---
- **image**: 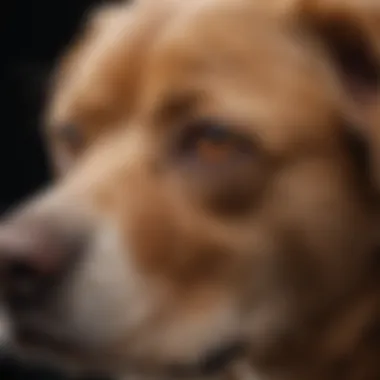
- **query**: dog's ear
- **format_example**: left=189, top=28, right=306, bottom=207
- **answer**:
left=297, top=0, right=380, bottom=101
left=295, top=0, right=380, bottom=190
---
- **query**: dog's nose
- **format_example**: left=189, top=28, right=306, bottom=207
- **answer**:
left=0, top=223, right=78, bottom=311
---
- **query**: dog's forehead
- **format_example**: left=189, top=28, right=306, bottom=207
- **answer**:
left=47, top=0, right=184, bottom=128
left=139, top=3, right=343, bottom=145
left=47, top=0, right=342, bottom=155
left=46, top=0, right=231, bottom=126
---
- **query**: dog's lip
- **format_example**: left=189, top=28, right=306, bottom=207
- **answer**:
left=14, top=325, right=76, bottom=355
left=12, top=325, right=100, bottom=368
left=10, top=326, right=115, bottom=377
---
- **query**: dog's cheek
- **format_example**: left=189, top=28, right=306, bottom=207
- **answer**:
left=268, top=155, right=373, bottom=292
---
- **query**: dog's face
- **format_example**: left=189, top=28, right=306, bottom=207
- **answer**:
left=1, top=0, right=380, bottom=378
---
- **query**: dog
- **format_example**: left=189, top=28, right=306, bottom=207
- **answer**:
left=0, top=0, right=380, bottom=379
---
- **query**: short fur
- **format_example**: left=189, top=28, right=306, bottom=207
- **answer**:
left=1, top=1, right=380, bottom=379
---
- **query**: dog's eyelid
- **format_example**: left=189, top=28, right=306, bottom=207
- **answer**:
left=154, top=92, right=199, bottom=125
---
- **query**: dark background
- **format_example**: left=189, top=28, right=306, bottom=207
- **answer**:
left=1, top=0, right=112, bottom=378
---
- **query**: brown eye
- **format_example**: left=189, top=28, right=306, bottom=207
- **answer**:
left=178, top=120, right=254, bottom=165
left=57, top=125, right=84, bottom=152
left=176, top=120, right=261, bottom=217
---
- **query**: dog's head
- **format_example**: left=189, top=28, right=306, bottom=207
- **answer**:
left=1, top=0, right=380, bottom=378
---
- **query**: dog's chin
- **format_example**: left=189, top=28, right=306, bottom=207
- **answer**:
left=2, top=322, right=241, bottom=379
left=8, top=325, right=246, bottom=379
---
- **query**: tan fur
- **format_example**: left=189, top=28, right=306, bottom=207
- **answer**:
left=1, top=0, right=380, bottom=379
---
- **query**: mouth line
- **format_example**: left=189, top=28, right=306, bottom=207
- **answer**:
left=14, top=326, right=79, bottom=357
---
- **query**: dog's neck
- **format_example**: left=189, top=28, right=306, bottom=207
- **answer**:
left=245, top=268, right=380, bottom=380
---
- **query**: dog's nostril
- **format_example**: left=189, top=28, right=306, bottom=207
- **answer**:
left=8, top=260, right=39, bottom=280
left=4, top=263, right=41, bottom=310
left=0, top=223, right=80, bottom=310
left=2, top=256, right=56, bottom=311
left=0, top=225, right=67, bottom=277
